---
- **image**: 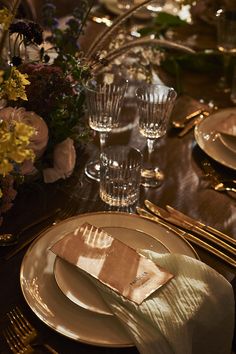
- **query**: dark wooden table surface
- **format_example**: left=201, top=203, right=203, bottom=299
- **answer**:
left=0, top=7, right=236, bottom=354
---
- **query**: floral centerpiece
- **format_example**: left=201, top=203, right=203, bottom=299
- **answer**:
left=0, top=0, right=94, bottom=223
left=0, top=0, right=192, bottom=224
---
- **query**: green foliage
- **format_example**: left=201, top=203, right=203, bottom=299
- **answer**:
left=160, top=50, right=225, bottom=94
left=38, top=0, right=95, bottom=148
left=138, top=11, right=188, bottom=37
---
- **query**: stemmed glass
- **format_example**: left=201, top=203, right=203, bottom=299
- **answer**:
left=136, top=84, right=177, bottom=188
left=84, top=79, right=128, bottom=181
left=216, top=9, right=236, bottom=91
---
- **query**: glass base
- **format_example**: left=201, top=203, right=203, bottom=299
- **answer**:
left=85, top=160, right=100, bottom=182
left=141, top=167, right=164, bottom=188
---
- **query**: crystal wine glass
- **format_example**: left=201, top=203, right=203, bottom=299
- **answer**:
left=84, top=79, right=128, bottom=181
left=216, top=9, right=236, bottom=91
left=136, top=84, right=177, bottom=188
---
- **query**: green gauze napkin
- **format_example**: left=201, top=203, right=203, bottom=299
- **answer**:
left=89, top=251, right=234, bottom=354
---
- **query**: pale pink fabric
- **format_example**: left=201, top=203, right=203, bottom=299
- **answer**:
left=43, top=138, right=76, bottom=183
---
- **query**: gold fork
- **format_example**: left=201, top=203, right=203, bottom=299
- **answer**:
left=3, top=325, right=34, bottom=354
left=7, top=307, right=58, bottom=353
left=4, top=200, right=78, bottom=260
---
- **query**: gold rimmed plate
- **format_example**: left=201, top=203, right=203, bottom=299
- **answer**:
left=20, top=212, right=197, bottom=347
left=194, top=107, right=236, bottom=170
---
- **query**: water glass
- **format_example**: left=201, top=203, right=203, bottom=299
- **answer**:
left=216, top=9, right=236, bottom=90
left=85, top=79, right=128, bottom=181
left=99, top=146, right=142, bottom=207
left=136, top=84, right=177, bottom=188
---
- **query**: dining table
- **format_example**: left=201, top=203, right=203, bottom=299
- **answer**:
left=0, top=1, right=236, bottom=353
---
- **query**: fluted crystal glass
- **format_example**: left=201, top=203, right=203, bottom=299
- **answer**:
left=216, top=9, right=236, bottom=91
left=84, top=79, right=128, bottom=181
left=136, top=84, right=177, bottom=188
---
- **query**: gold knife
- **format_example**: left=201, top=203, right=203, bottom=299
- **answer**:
left=137, top=207, right=236, bottom=269
left=166, top=205, right=236, bottom=247
left=172, top=109, right=203, bottom=128
left=144, top=200, right=236, bottom=257
left=178, top=111, right=209, bottom=137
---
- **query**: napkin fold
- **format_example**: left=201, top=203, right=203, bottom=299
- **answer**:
left=88, top=251, right=234, bottom=354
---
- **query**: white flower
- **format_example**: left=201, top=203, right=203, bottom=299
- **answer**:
left=43, top=138, right=76, bottom=183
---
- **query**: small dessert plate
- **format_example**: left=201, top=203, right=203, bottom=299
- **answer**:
left=218, top=132, right=236, bottom=154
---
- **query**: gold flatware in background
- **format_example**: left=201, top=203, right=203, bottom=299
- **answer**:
left=172, top=109, right=203, bottom=128
left=144, top=200, right=236, bottom=256
left=6, top=306, right=58, bottom=353
left=4, top=201, right=78, bottom=261
left=178, top=111, right=209, bottom=137
left=90, top=15, right=113, bottom=27
left=166, top=205, right=236, bottom=247
left=136, top=207, right=236, bottom=268
left=0, top=208, right=61, bottom=247
left=3, top=325, right=34, bottom=354
left=201, top=159, right=236, bottom=194
left=214, top=181, right=236, bottom=193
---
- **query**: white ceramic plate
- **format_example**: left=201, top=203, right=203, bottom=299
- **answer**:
left=20, top=212, right=197, bottom=347
left=194, top=107, right=236, bottom=170
left=218, top=132, right=236, bottom=154
left=53, top=226, right=170, bottom=316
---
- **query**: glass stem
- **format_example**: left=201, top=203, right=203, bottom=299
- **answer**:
left=147, top=138, right=155, bottom=166
left=99, top=132, right=107, bottom=152
left=221, top=53, right=231, bottom=88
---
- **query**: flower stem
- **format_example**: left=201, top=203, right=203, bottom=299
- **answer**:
left=0, top=0, right=21, bottom=61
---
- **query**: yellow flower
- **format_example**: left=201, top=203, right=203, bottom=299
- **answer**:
left=1, top=67, right=30, bottom=101
left=0, top=120, right=35, bottom=177
left=0, top=8, right=13, bottom=30
left=0, top=71, right=4, bottom=85
left=0, top=158, right=13, bottom=176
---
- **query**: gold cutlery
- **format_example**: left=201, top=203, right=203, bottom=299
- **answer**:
left=0, top=208, right=61, bottom=247
left=172, top=109, right=204, bottom=128
left=201, top=159, right=236, bottom=193
left=166, top=205, right=236, bottom=247
left=214, top=181, right=236, bottom=193
left=3, top=325, right=34, bottom=353
left=144, top=200, right=236, bottom=257
left=6, top=306, right=58, bottom=353
left=4, top=201, right=78, bottom=261
left=90, top=15, right=113, bottom=27
left=178, top=111, right=209, bottom=137
left=136, top=207, right=236, bottom=268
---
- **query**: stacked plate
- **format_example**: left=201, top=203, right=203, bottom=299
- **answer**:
left=20, top=212, right=197, bottom=347
left=194, top=107, right=236, bottom=170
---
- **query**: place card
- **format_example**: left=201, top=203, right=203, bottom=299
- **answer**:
left=50, top=223, right=174, bottom=305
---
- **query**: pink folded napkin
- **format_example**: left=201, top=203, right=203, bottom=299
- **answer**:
left=50, top=223, right=173, bottom=304
left=50, top=223, right=234, bottom=354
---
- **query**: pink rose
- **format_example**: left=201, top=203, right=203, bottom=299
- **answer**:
left=0, top=107, right=26, bottom=122
left=43, top=138, right=76, bottom=183
left=20, top=159, right=38, bottom=175
left=0, top=107, right=49, bottom=158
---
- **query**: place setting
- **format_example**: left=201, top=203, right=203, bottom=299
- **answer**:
left=1, top=1, right=236, bottom=354
left=194, top=107, right=236, bottom=171
left=18, top=79, right=235, bottom=354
